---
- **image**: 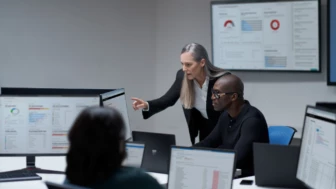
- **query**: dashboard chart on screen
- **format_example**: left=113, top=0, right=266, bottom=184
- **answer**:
left=0, top=96, right=100, bottom=154
left=211, top=0, right=320, bottom=71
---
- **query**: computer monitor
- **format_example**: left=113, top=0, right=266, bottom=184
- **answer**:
left=167, top=146, right=236, bottom=189
left=211, top=0, right=320, bottom=72
left=316, top=102, right=336, bottom=111
left=0, top=95, right=100, bottom=174
left=122, top=142, right=145, bottom=168
left=100, top=88, right=132, bottom=140
left=296, top=106, right=336, bottom=189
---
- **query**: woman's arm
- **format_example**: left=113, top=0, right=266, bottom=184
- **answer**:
left=143, top=69, right=184, bottom=119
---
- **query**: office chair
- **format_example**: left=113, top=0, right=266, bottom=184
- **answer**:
left=45, top=181, right=91, bottom=189
left=268, top=126, right=297, bottom=145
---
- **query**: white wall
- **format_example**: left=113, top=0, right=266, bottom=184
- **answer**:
left=153, top=0, right=336, bottom=146
left=0, top=0, right=334, bottom=147
left=0, top=0, right=157, bottom=132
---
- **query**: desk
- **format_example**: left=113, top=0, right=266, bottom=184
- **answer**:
left=0, top=156, right=168, bottom=188
left=0, top=175, right=296, bottom=189
left=233, top=176, right=295, bottom=189
left=0, top=173, right=169, bottom=189
left=0, top=157, right=249, bottom=189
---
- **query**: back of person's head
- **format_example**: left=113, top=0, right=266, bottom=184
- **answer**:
left=66, top=106, right=126, bottom=187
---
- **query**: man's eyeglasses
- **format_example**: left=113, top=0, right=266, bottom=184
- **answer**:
left=211, top=89, right=238, bottom=99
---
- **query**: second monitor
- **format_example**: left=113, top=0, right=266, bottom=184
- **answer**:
left=296, top=105, right=336, bottom=189
left=100, top=88, right=132, bottom=140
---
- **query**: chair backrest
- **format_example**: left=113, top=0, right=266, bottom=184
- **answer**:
left=45, top=181, right=91, bottom=189
left=268, top=126, right=297, bottom=145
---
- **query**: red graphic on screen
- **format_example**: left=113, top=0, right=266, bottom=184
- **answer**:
left=270, top=20, right=280, bottom=30
left=212, top=170, right=219, bottom=189
left=224, top=20, right=234, bottom=27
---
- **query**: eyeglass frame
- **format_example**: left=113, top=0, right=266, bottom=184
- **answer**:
left=211, top=89, right=241, bottom=99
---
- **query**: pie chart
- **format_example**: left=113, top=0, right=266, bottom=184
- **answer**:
left=10, top=108, right=20, bottom=115
left=270, top=19, right=280, bottom=30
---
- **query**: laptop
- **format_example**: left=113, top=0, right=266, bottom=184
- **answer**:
left=167, top=146, right=236, bottom=189
left=253, top=143, right=307, bottom=189
left=122, top=141, right=146, bottom=168
left=45, top=181, right=90, bottom=189
left=132, top=131, right=176, bottom=173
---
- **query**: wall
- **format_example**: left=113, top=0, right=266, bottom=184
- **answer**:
left=0, top=0, right=334, bottom=146
left=0, top=0, right=157, bottom=132
left=153, top=0, right=336, bottom=145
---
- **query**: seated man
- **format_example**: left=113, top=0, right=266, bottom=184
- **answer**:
left=194, top=74, right=269, bottom=177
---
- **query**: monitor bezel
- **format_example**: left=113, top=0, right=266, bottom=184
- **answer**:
left=296, top=105, right=336, bottom=189
left=166, top=145, right=236, bottom=189
left=0, top=94, right=100, bottom=156
left=210, top=0, right=322, bottom=72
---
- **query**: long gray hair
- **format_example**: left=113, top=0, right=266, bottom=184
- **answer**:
left=180, top=43, right=227, bottom=109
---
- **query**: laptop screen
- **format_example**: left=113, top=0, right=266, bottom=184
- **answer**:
left=168, top=146, right=235, bottom=189
left=123, top=142, right=145, bottom=168
left=296, top=106, right=336, bottom=189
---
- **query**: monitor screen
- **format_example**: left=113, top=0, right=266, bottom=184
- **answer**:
left=0, top=96, right=100, bottom=155
left=168, top=146, right=235, bottom=189
left=211, top=0, right=320, bottom=71
left=296, top=106, right=336, bottom=189
left=328, top=0, right=336, bottom=85
left=100, top=89, right=132, bottom=140
left=123, top=142, right=145, bottom=168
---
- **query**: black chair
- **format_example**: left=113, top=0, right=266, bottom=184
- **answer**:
left=45, top=181, right=91, bottom=189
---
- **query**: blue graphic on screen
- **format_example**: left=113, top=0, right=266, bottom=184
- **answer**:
left=241, top=20, right=252, bottom=31
left=330, top=0, right=336, bottom=84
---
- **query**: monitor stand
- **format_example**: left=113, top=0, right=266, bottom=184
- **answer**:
left=1, top=156, right=64, bottom=174
left=23, top=156, right=65, bottom=174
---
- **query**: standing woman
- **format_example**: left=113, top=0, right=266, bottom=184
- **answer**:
left=132, top=43, right=228, bottom=144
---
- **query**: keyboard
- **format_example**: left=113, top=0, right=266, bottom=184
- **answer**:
left=0, top=170, right=42, bottom=182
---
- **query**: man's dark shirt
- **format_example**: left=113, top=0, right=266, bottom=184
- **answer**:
left=194, top=101, right=269, bottom=174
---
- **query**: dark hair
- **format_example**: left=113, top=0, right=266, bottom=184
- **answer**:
left=65, top=106, right=126, bottom=187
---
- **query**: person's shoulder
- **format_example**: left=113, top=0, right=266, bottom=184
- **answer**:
left=176, top=69, right=184, bottom=78
left=116, top=167, right=150, bottom=178
left=244, top=101, right=267, bottom=121
left=112, top=167, right=163, bottom=189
